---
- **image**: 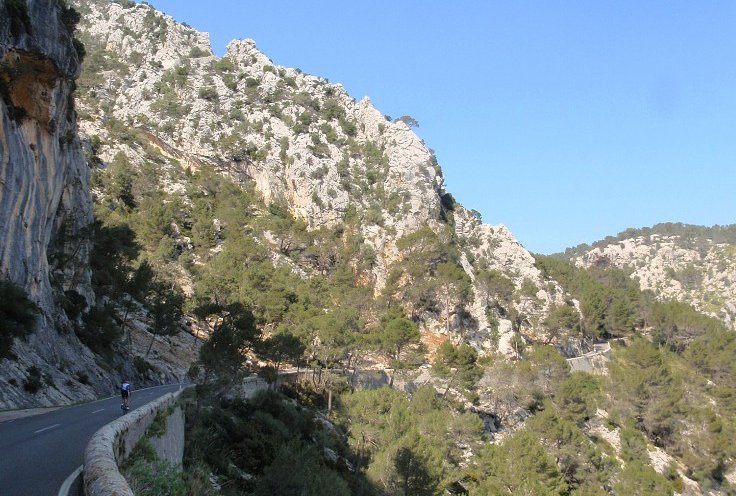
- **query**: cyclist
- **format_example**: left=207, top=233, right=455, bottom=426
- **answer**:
left=121, top=379, right=132, bottom=410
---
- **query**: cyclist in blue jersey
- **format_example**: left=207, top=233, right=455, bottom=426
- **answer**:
left=121, top=379, right=132, bottom=410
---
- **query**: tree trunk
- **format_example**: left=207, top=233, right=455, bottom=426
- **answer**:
left=122, top=302, right=133, bottom=351
left=145, top=330, right=156, bottom=357
left=445, top=293, right=451, bottom=334
left=350, top=356, right=360, bottom=390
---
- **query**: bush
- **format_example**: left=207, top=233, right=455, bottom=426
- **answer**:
left=127, top=457, right=186, bottom=496
left=338, top=117, right=357, bottom=137
left=211, top=57, right=233, bottom=73
left=197, top=87, right=218, bottom=101
left=134, top=356, right=156, bottom=375
left=185, top=389, right=354, bottom=493
left=78, top=303, right=122, bottom=355
left=23, top=366, right=44, bottom=394
left=60, top=289, right=87, bottom=320
left=59, top=4, right=81, bottom=33
left=189, top=46, right=208, bottom=58
left=0, top=279, right=38, bottom=359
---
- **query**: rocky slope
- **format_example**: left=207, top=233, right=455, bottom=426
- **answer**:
left=71, top=0, right=571, bottom=356
left=566, top=223, right=736, bottom=329
left=0, top=0, right=197, bottom=409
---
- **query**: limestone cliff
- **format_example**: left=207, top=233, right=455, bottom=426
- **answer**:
left=0, top=0, right=100, bottom=407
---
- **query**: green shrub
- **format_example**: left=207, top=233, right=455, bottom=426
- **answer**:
left=134, top=356, right=156, bottom=375
left=147, top=409, right=168, bottom=438
left=211, top=57, right=233, bottom=72
left=78, top=303, right=122, bottom=355
left=23, top=366, right=44, bottom=394
left=520, top=277, right=539, bottom=299
left=126, top=453, right=186, bottom=496
left=0, top=279, right=38, bottom=359
left=197, top=86, right=218, bottom=101
left=59, top=4, right=81, bottom=33
left=189, top=46, right=208, bottom=58
left=320, top=99, right=345, bottom=120
left=338, top=117, right=357, bottom=137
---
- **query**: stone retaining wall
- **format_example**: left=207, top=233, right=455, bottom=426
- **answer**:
left=83, top=388, right=189, bottom=496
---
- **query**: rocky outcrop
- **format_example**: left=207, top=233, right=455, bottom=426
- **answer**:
left=1, top=0, right=88, bottom=310
left=454, top=207, right=569, bottom=354
left=572, top=232, right=736, bottom=329
left=0, top=1, right=199, bottom=410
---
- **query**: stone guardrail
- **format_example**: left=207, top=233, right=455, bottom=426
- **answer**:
left=83, top=386, right=190, bottom=496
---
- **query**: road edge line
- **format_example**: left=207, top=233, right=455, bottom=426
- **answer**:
left=58, top=464, right=83, bottom=496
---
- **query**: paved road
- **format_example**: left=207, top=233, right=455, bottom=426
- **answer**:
left=0, top=383, right=183, bottom=496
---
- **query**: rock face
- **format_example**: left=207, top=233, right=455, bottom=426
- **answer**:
left=70, top=0, right=573, bottom=356
left=0, top=0, right=106, bottom=408
left=1, top=0, right=88, bottom=310
left=569, top=225, right=736, bottom=329
left=454, top=208, right=568, bottom=354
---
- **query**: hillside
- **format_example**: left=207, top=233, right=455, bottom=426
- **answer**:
left=563, top=223, right=736, bottom=329
left=70, top=0, right=576, bottom=359
left=3, top=2, right=736, bottom=495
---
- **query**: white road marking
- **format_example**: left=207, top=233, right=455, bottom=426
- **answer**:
left=91, top=408, right=105, bottom=414
left=57, top=465, right=83, bottom=496
left=34, top=423, right=61, bottom=434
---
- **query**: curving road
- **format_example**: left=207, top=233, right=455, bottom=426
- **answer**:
left=0, top=383, right=183, bottom=496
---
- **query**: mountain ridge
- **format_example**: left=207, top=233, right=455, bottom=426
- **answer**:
left=71, top=0, right=573, bottom=358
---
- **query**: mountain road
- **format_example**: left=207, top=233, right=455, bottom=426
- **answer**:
left=0, top=383, right=183, bottom=496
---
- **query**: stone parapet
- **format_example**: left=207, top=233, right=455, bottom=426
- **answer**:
left=83, top=387, right=189, bottom=496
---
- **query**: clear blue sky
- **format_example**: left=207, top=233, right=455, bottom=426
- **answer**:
left=144, top=1, right=736, bottom=254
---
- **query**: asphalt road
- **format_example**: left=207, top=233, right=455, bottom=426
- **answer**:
left=0, top=383, right=183, bottom=496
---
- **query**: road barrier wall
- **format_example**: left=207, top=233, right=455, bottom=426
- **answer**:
left=83, top=387, right=189, bottom=496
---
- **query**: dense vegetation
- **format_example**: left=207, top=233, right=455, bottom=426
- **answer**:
left=535, top=255, right=649, bottom=341
left=181, top=332, right=736, bottom=495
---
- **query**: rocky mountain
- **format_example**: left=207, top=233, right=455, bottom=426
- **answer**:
left=69, top=0, right=573, bottom=358
left=565, top=223, right=736, bottom=329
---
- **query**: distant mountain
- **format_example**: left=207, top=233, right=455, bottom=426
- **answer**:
left=562, top=223, right=736, bottom=328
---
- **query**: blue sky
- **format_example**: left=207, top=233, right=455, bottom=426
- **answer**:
left=144, top=1, right=736, bottom=254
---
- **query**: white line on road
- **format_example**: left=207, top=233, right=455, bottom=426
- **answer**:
left=58, top=465, right=83, bottom=496
left=34, top=423, right=61, bottom=434
left=91, top=408, right=105, bottom=414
